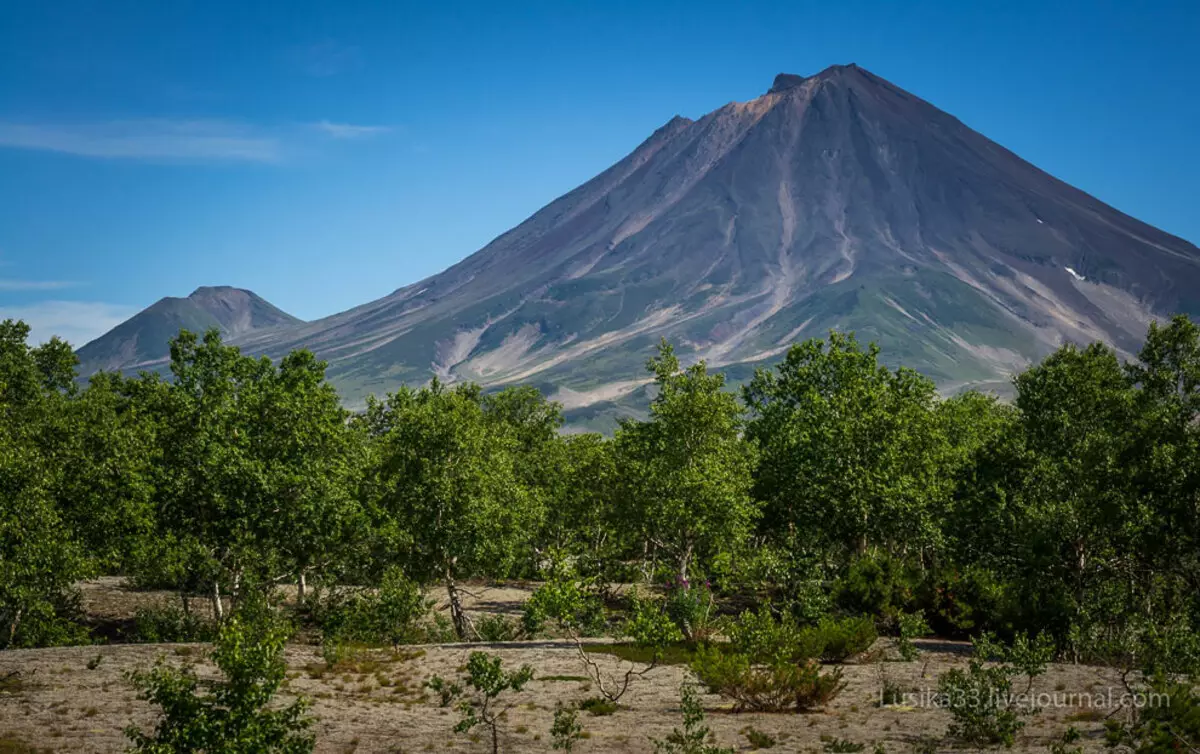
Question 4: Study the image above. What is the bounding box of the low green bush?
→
[691,646,845,712]
[815,615,878,662]
[831,554,916,620]
[131,603,215,643]
[474,614,523,643]
[521,577,606,637]
[1104,675,1200,754]
[727,607,876,665]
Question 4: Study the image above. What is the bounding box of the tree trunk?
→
[7,607,22,647]
[677,547,693,589]
[211,580,224,621]
[297,570,307,603]
[445,569,471,640]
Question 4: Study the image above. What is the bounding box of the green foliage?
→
[1048,726,1083,754]
[131,603,215,644]
[832,553,916,619]
[473,614,523,643]
[550,702,584,751]
[522,575,606,637]
[726,607,876,665]
[664,581,719,643]
[746,332,952,557]
[615,340,760,585]
[125,616,314,753]
[0,321,91,649]
[578,697,618,716]
[650,683,734,754]
[742,727,776,749]
[445,652,535,754]
[625,589,685,651]
[896,610,931,662]
[922,566,1013,639]
[691,647,845,712]
[1103,675,1200,754]
[425,674,462,707]
[935,633,1051,748]
[306,569,427,650]
[365,380,544,638]
[817,615,879,662]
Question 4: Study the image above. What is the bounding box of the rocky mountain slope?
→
[76,286,302,375]
[81,65,1200,419]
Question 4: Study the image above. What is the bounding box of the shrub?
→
[742,726,776,749]
[1104,675,1200,754]
[664,581,719,643]
[306,569,427,649]
[551,702,584,751]
[444,652,534,754]
[522,578,606,637]
[691,646,845,712]
[896,610,931,662]
[425,675,463,707]
[578,697,618,716]
[125,616,314,753]
[729,605,811,665]
[131,603,215,643]
[626,590,685,650]
[650,683,734,754]
[474,614,523,643]
[815,616,878,662]
[935,634,1049,748]
[937,661,1023,747]
[922,566,1011,638]
[832,554,914,620]
[727,608,875,665]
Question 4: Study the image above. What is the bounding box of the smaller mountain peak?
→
[769,73,807,93]
[188,285,242,297]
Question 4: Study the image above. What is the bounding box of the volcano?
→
[82,65,1200,423]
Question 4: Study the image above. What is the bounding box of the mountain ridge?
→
[77,66,1200,420]
[76,286,303,375]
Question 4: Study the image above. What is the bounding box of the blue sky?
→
[1,1,1197,346]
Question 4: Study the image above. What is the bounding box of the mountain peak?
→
[188,285,241,297]
[769,64,863,94]
[768,73,807,93]
[76,286,303,374]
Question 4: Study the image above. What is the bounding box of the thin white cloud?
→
[0,300,137,347]
[296,40,364,77]
[0,119,283,163]
[312,120,390,139]
[0,278,78,291]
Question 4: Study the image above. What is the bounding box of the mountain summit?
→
[76,286,302,374]
[82,66,1200,417]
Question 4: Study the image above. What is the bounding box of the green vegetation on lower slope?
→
[6,313,1200,753]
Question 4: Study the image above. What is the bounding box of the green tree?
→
[0,320,90,648]
[126,616,314,753]
[1011,341,1143,636]
[615,341,758,585]
[440,651,534,754]
[254,349,366,600]
[367,380,542,638]
[745,331,950,558]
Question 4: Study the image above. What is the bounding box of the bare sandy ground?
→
[0,580,1131,753]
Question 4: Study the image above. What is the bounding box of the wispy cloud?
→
[0,118,392,163]
[0,119,283,163]
[295,40,364,77]
[312,120,390,140]
[0,278,78,291]
[0,300,137,347]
